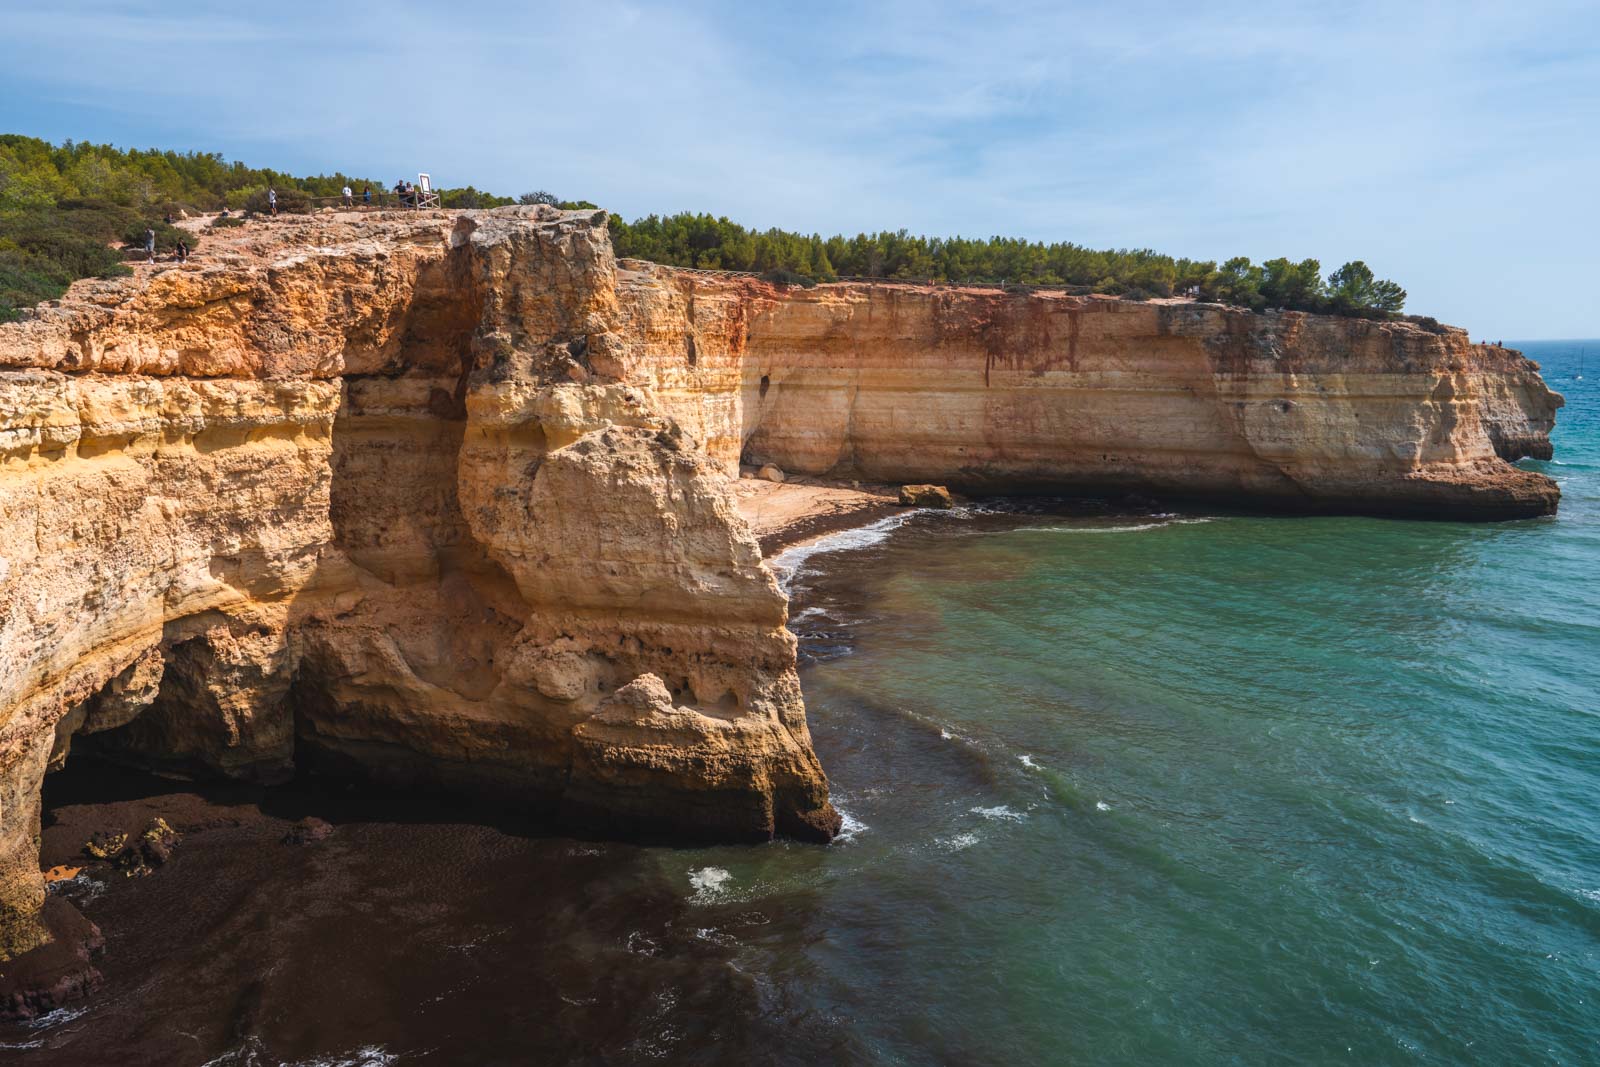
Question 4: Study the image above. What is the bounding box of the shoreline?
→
[730,474,905,555]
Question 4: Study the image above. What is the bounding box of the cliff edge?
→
[613,262,1561,519]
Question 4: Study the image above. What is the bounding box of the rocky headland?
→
[0,206,1562,1010]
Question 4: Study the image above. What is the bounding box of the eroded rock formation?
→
[0,207,832,980]
[0,205,1562,991]
[615,262,1562,518]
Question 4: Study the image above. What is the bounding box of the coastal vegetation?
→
[0,135,515,320]
[2,135,1407,323]
[607,213,1409,317]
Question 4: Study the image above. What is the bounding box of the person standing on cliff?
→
[342,184,353,207]
[143,227,155,262]
[363,186,371,207]
[268,187,278,216]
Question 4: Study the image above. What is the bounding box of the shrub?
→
[759,268,817,288]
[1404,314,1448,334]
[242,187,311,215]
[1121,287,1152,301]
[208,215,246,230]
[121,220,198,254]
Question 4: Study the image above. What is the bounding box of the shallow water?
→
[7,341,1597,1065]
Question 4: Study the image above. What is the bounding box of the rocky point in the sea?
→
[0,205,1562,1014]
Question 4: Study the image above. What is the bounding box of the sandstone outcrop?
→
[0,205,1562,1000]
[615,263,1561,519]
[899,485,955,509]
[0,208,837,986]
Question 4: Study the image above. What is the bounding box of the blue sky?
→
[5,0,1597,337]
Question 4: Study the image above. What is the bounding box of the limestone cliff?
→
[0,208,835,976]
[0,205,1562,987]
[615,263,1562,519]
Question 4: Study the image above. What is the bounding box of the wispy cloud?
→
[6,0,1596,336]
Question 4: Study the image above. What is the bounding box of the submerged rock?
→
[135,818,179,868]
[0,897,103,1021]
[282,817,334,846]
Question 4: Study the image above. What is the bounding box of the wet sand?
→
[729,474,903,555]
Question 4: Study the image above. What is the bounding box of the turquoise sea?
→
[668,339,1600,1064]
[9,343,1595,1065]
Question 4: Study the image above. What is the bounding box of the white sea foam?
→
[1095,801,1111,812]
[1017,754,1039,770]
[24,1006,89,1030]
[1015,517,1215,535]
[834,804,869,842]
[288,1047,398,1067]
[941,832,981,851]
[767,512,918,591]
[970,805,1025,822]
[45,873,105,904]
[688,866,734,902]
[940,728,953,740]
[1016,522,1166,534]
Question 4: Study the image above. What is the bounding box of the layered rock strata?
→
[614,263,1562,518]
[0,208,834,978]
[0,205,1562,987]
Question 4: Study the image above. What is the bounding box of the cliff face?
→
[615,264,1562,518]
[0,208,834,973]
[0,207,1562,981]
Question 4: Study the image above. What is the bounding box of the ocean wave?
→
[971,804,1026,822]
[45,872,105,904]
[24,1006,89,1030]
[1013,517,1215,535]
[834,803,870,842]
[1017,754,1040,770]
[767,511,918,590]
[626,930,661,956]
[287,1048,398,1067]
[688,866,734,902]
[1095,801,1111,812]
[939,832,981,851]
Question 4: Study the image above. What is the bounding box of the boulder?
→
[758,464,786,483]
[899,484,954,508]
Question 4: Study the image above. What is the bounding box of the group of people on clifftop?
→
[140,226,190,264]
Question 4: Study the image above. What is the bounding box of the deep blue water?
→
[669,339,1600,1065]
